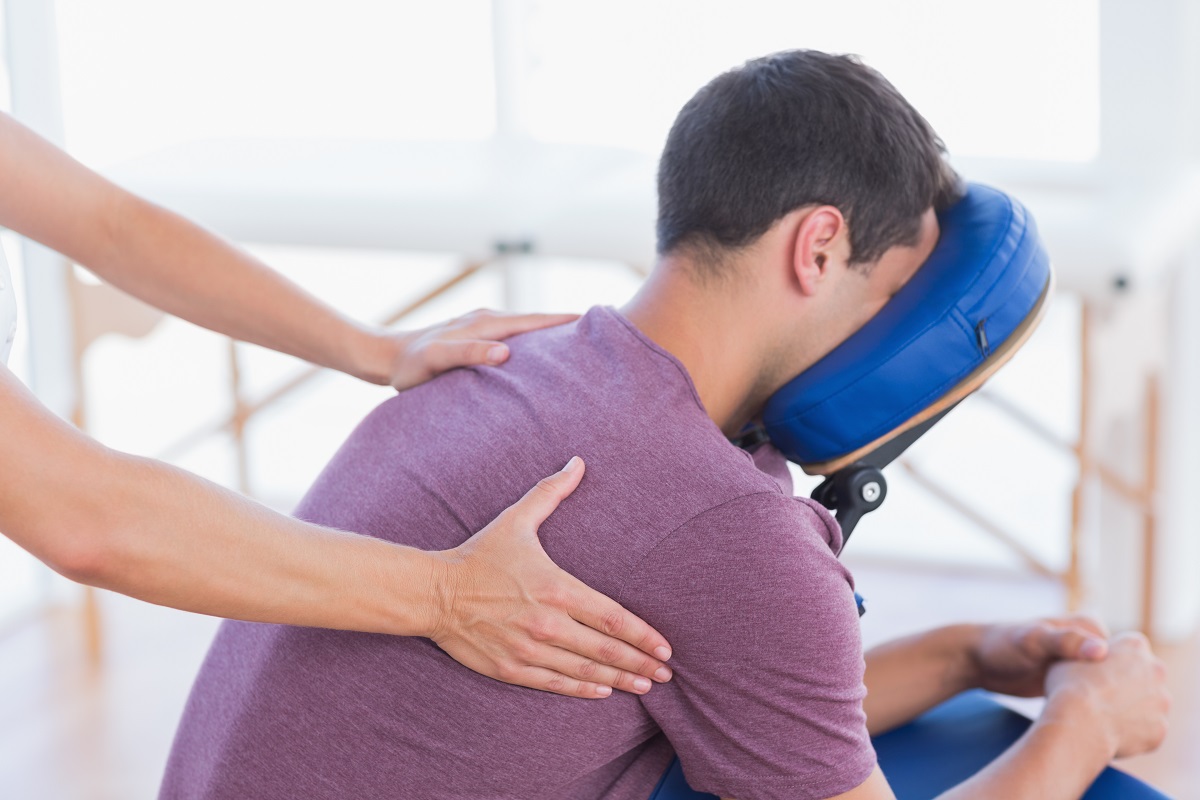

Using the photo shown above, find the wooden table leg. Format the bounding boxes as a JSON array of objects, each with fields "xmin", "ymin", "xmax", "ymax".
[
  {"xmin": 1067, "ymin": 301, "xmax": 1092, "ymax": 611},
  {"xmin": 1141, "ymin": 375, "xmax": 1160, "ymax": 637}
]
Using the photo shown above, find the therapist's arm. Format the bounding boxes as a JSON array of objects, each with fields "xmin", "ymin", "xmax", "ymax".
[
  {"xmin": 0, "ymin": 111, "xmax": 570, "ymax": 389},
  {"xmin": 0, "ymin": 367, "xmax": 671, "ymax": 698}
]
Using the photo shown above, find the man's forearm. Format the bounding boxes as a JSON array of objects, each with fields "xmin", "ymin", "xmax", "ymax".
[
  {"xmin": 862, "ymin": 625, "xmax": 982, "ymax": 736},
  {"xmin": 936, "ymin": 692, "xmax": 1114, "ymax": 799}
]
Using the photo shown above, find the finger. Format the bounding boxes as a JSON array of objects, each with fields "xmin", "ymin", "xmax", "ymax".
[
  {"xmin": 1044, "ymin": 626, "xmax": 1108, "ymax": 661},
  {"xmin": 552, "ymin": 618, "xmax": 672, "ymax": 684},
  {"xmin": 1064, "ymin": 613, "xmax": 1110, "ymax": 640},
  {"xmin": 505, "ymin": 664, "xmax": 617, "ymax": 700},
  {"xmin": 1112, "ymin": 630, "xmax": 1152, "ymax": 651},
  {"xmin": 454, "ymin": 312, "xmax": 580, "ymax": 342},
  {"xmin": 419, "ymin": 338, "xmax": 514, "ymax": 375},
  {"xmin": 525, "ymin": 642, "xmax": 660, "ymax": 696},
  {"xmin": 509, "ymin": 457, "xmax": 586, "ymax": 529},
  {"xmin": 566, "ymin": 582, "xmax": 673, "ymax": 663}
]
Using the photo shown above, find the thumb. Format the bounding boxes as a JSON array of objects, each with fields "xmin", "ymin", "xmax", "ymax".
[
  {"xmin": 1048, "ymin": 626, "xmax": 1109, "ymax": 661},
  {"xmin": 1063, "ymin": 613, "xmax": 1110, "ymax": 640},
  {"xmin": 424, "ymin": 339, "xmax": 512, "ymax": 376},
  {"xmin": 512, "ymin": 457, "xmax": 586, "ymax": 530}
]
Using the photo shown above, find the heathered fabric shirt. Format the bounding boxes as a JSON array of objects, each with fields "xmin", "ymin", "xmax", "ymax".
[{"xmin": 160, "ymin": 306, "xmax": 874, "ymax": 800}]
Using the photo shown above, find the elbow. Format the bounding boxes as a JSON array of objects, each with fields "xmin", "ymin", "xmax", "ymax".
[
  {"xmin": 2, "ymin": 402, "xmax": 131, "ymax": 588},
  {"xmin": 34, "ymin": 460, "xmax": 126, "ymax": 587},
  {"xmin": 42, "ymin": 450, "xmax": 162, "ymax": 591},
  {"xmin": 42, "ymin": 521, "xmax": 118, "ymax": 588}
]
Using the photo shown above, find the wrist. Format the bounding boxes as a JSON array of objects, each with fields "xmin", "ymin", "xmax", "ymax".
[
  {"xmin": 944, "ymin": 623, "xmax": 988, "ymax": 692},
  {"xmin": 420, "ymin": 547, "xmax": 463, "ymax": 642},
  {"xmin": 345, "ymin": 325, "xmax": 400, "ymax": 386},
  {"xmin": 1041, "ymin": 684, "xmax": 1119, "ymax": 763},
  {"xmin": 373, "ymin": 541, "xmax": 454, "ymax": 638}
]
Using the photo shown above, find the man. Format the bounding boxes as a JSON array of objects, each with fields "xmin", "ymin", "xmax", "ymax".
[{"xmin": 161, "ymin": 50, "xmax": 1168, "ymax": 800}]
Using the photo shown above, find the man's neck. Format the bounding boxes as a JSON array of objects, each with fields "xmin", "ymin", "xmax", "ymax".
[{"xmin": 621, "ymin": 261, "xmax": 788, "ymax": 437}]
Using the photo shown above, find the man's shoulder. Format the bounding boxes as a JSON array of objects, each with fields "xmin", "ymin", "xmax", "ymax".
[
  {"xmin": 622, "ymin": 487, "xmax": 862, "ymax": 686},
  {"xmin": 615, "ymin": 488, "xmax": 850, "ymax": 616},
  {"xmin": 652, "ymin": 489, "xmax": 844, "ymax": 568}
]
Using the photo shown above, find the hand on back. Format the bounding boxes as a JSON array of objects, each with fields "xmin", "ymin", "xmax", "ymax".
[{"xmin": 428, "ymin": 457, "xmax": 674, "ymax": 699}]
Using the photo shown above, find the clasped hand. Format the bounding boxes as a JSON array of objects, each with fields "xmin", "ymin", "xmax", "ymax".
[
  {"xmin": 968, "ymin": 616, "xmax": 1170, "ymax": 760},
  {"xmin": 968, "ymin": 615, "xmax": 1110, "ymax": 698}
]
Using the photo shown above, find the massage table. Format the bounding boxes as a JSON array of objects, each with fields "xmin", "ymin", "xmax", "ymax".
[{"xmin": 652, "ymin": 184, "xmax": 1169, "ymax": 799}]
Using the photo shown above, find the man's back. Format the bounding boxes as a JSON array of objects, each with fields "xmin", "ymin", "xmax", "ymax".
[{"xmin": 160, "ymin": 307, "xmax": 873, "ymax": 800}]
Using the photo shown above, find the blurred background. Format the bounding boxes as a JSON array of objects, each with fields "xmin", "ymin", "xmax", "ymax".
[{"xmin": 2, "ymin": 0, "xmax": 1198, "ymax": 796}]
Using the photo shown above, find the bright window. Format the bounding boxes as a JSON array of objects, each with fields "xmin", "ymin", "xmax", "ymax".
[
  {"xmin": 53, "ymin": 1, "xmax": 1099, "ymax": 168},
  {"xmin": 55, "ymin": 0, "xmax": 496, "ymax": 167},
  {"xmin": 524, "ymin": 0, "xmax": 1100, "ymax": 161}
]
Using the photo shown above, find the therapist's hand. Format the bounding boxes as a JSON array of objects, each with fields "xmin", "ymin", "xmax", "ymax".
[
  {"xmin": 429, "ymin": 457, "xmax": 674, "ymax": 699},
  {"xmin": 374, "ymin": 309, "xmax": 579, "ymax": 392},
  {"xmin": 968, "ymin": 615, "xmax": 1111, "ymax": 698}
]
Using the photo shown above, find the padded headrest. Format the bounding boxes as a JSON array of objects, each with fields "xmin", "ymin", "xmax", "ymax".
[{"xmin": 763, "ymin": 183, "xmax": 1053, "ymax": 473}]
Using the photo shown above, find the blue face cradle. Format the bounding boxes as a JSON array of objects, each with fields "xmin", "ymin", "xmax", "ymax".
[
  {"xmin": 764, "ymin": 182, "xmax": 1053, "ymax": 473},
  {"xmin": 746, "ymin": 183, "xmax": 1053, "ymax": 543}
]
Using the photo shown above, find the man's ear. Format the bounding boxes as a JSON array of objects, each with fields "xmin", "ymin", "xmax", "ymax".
[{"xmin": 792, "ymin": 206, "xmax": 846, "ymax": 297}]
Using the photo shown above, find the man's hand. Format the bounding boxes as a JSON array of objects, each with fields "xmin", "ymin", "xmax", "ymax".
[
  {"xmin": 903, "ymin": 633, "xmax": 1168, "ymax": 800},
  {"xmin": 1043, "ymin": 632, "xmax": 1170, "ymax": 760},
  {"xmin": 371, "ymin": 309, "xmax": 579, "ymax": 391},
  {"xmin": 968, "ymin": 615, "xmax": 1110, "ymax": 698},
  {"xmin": 428, "ymin": 457, "xmax": 675, "ymax": 699}
]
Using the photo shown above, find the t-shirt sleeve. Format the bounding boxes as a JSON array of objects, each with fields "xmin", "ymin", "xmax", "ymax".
[{"xmin": 625, "ymin": 492, "xmax": 875, "ymax": 800}]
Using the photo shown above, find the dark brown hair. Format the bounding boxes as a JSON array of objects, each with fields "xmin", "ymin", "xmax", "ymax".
[{"xmin": 656, "ymin": 49, "xmax": 962, "ymax": 271}]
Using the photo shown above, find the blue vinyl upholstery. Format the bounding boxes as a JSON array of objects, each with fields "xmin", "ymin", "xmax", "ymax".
[
  {"xmin": 763, "ymin": 183, "xmax": 1051, "ymax": 468},
  {"xmin": 648, "ymin": 692, "xmax": 1169, "ymax": 799}
]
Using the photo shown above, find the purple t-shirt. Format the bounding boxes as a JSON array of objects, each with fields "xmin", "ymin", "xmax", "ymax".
[{"xmin": 160, "ymin": 307, "xmax": 874, "ymax": 800}]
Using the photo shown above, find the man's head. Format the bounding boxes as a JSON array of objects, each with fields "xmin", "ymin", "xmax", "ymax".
[
  {"xmin": 656, "ymin": 49, "xmax": 961, "ymax": 273},
  {"xmin": 630, "ymin": 50, "xmax": 960, "ymax": 434}
]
